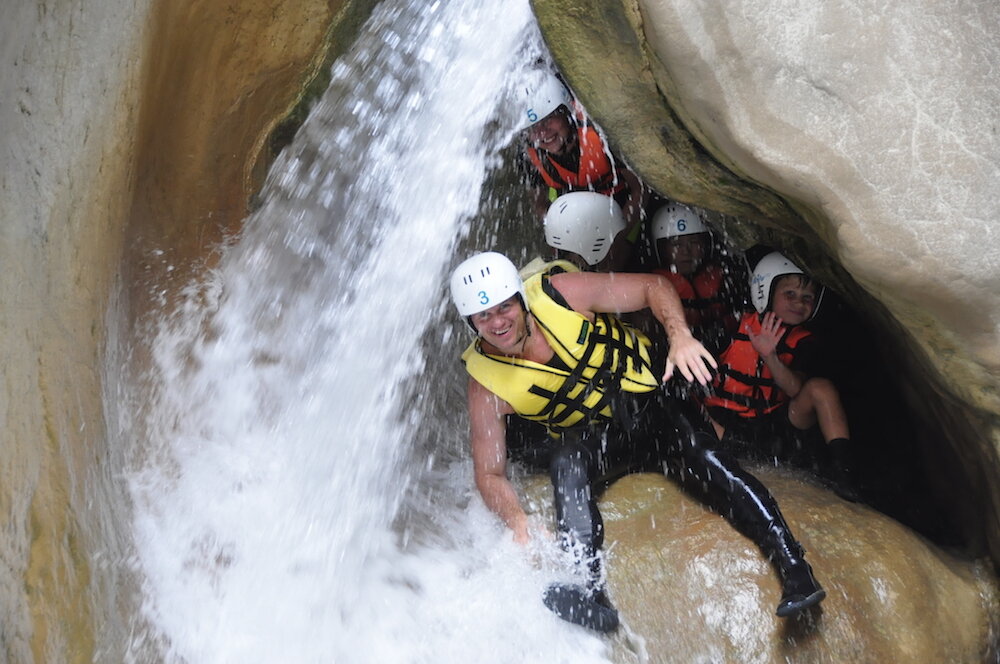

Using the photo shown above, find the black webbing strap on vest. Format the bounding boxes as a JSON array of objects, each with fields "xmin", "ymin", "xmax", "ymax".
[
  {"xmin": 526, "ymin": 276, "xmax": 652, "ymax": 431},
  {"xmin": 533, "ymin": 149, "xmax": 572, "ymax": 191},
  {"xmin": 713, "ymin": 327, "xmax": 795, "ymax": 417}
]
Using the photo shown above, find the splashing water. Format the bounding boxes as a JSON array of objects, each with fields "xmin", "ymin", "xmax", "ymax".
[{"xmin": 127, "ymin": 0, "xmax": 617, "ymax": 662}]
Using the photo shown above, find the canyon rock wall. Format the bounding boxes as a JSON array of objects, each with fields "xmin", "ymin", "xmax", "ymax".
[
  {"xmin": 0, "ymin": 0, "xmax": 363, "ymax": 659},
  {"xmin": 531, "ymin": 0, "xmax": 1000, "ymax": 568},
  {"xmin": 3, "ymin": 0, "xmax": 998, "ymax": 659}
]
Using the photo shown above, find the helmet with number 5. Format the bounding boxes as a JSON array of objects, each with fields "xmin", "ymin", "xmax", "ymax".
[
  {"xmin": 517, "ymin": 71, "xmax": 573, "ymax": 132},
  {"xmin": 750, "ymin": 251, "xmax": 823, "ymax": 317},
  {"xmin": 544, "ymin": 192, "xmax": 626, "ymax": 266},
  {"xmin": 450, "ymin": 252, "xmax": 527, "ymax": 318}
]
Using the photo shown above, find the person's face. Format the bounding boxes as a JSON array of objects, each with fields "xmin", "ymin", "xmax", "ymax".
[
  {"xmin": 471, "ymin": 295, "xmax": 528, "ymax": 353},
  {"xmin": 526, "ymin": 110, "xmax": 573, "ymax": 154},
  {"xmin": 770, "ymin": 275, "xmax": 818, "ymax": 326},
  {"xmin": 660, "ymin": 233, "xmax": 708, "ymax": 276}
]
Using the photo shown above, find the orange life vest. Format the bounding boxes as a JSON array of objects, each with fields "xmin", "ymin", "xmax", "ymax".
[
  {"xmin": 703, "ymin": 312, "xmax": 812, "ymax": 419},
  {"xmin": 653, "ymin": 264, "xmax": 728, "ymax": 329},
  {"xmin": 526, "ymin": 125, "xmax": 626, "ymax": 196}
]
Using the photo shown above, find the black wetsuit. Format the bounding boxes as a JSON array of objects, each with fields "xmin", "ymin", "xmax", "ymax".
[{"xmin": 545, "ymin": 390, "xmax": 796, "ymax": 573}]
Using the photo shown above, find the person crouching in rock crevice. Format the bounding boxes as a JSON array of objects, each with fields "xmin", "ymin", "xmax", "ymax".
[
  {"xmin": 701, "ymin": 251, "xmax": 859, "ymax": 502},
  {"xmin": 450, "ymin": 251, "xmax": 826, "ymax": 632}
]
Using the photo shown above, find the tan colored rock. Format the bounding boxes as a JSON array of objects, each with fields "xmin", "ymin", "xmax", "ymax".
[
  {"xmin": 601, "ymin": 473, "xmax": 999, "ymax": 663},
  {"xmin": 0, "ymin": 0, "xmax": 360, "ymax": 659},
  {"xmin": 631, "ymin": 0, "xmax": 1000, "ymax": 413},
  {"xmin": 532, "ymin": 0, "xmax": 1000, "ymax": 575}
]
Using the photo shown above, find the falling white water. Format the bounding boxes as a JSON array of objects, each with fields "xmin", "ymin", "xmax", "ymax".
[{"xmin": 127, "ymin": 1, "xmax": 619, "ymax": 662}]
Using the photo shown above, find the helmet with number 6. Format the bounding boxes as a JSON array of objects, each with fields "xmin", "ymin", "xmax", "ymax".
[
  {"xmin": 517, "ymin": 71, "xmax": 573, "ymax": 132},
  {"xmin": 450, "ymin": 252, "xmax": 527, "ymax": 318},
  {"xmin": 544, "ymin": 192, "xmax": 625, "ymax": 267},
  {"xmin": 750, "ymin": 251, "xmax": 823, "ymax": 317},
  {"xmin": 651, "ymin": 203, "xmax": 709, "ymax": 265},
  {"xmin": 652, "ymin": 203, "xmax": 708, "ymax": 241}
]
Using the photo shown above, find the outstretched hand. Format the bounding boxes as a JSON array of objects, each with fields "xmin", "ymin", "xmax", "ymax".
[
  {"xmin": 748, "ymin": 311, "xmax": 785, "ymax": 357},
  {"xmin": 664, "ymin": 333, "xmax": 717, "ymax": 385}
]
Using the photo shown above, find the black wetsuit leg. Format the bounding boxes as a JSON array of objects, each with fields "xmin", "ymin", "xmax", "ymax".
[
  {"xmin": 645, "ymin": 397, "xmax": 825, "ymax": 616},
  {"xmin": 548, "ymin": 407, "xmax": 659, "ymax": 558},
  {"xmin": 544, "ymin": 419, "xmax": 647, "ymax": 631},
  {"xmin": 647, "ymin": 399, "xmax": 790, "ymax": 545},
  {"xmin": 549, "ymin": 431, "xmax": 603, "ymax": 555}
]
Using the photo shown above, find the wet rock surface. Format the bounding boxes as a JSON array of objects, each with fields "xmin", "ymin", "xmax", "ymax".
[
  {"xmin": 601, "ymin": 473, "xmax": 999, "ymax": 663},
  {"xmin": 4, "ymin": 0, "xmax": 1000, "ymax": 659},
  {"xmin": 0, "ymin": 0, "xmax": 359, "ymax": 659},
  {"xmin": 532, "ymin": 0, "xmax": 1000, "ymax": 579}
]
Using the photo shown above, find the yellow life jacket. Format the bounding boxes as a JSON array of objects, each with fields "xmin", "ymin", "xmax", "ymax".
[
  {"xmin": 462, "ymin": 267, "xmax": 659, "ymax": 432},
  {"xmin": 517, "ymin": 257, "xmax": 579, "ymax": 281}
]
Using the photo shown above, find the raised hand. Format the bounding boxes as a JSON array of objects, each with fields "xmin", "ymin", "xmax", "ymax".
[{"xmin": 748, "ymin": 311, "xmax": 785, "ymax": 357}]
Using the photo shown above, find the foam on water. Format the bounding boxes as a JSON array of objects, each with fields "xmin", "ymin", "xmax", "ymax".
[{"xmin": 127, "ymin": 0, "xmax": 616, "ymax": 661}]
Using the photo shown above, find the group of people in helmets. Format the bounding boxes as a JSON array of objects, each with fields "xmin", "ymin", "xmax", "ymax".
[{"xmin": 447, "ymin": 70, "xmax": 855, "ymax": 632}]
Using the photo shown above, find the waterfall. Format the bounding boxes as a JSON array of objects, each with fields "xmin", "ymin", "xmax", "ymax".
[{"xmin": 125, "ymin": 0, "xmax": 617, "ymax": 661}]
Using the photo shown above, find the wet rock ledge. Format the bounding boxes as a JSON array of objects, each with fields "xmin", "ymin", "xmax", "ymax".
[{"xmin": 1, "ymin": 0, "xmax": 372, "ymax": 660}]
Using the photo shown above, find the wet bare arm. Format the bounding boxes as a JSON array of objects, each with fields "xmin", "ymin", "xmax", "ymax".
[
  {"xmin": 550, "ymin": 271, "xmax": 717, "ymax": 384},
  {"xmin": 467, "ymin": 377, "xmax": 530, "ymax": 544}
]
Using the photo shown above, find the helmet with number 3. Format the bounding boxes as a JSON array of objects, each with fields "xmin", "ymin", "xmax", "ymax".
[
  {"xmin": 517, "ymin": 71, "xmax": 573, "ymax": 132},
  {"xmin": 450, "ymin": 252, "xmax": 527, "ymax": 318}
]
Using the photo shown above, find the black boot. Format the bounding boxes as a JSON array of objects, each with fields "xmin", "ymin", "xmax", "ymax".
[
  {"xmin": 542, "ymin": 582, "xmax": 619, "ymax": 633},
  {"xmin": 766, "ymin": 525, "xmax": 826, "ymax": 618},
  {"xmin": 661, "ymin": 424, "xmax": 826, "ymax": 620},
  {"xmin": 542, "ymin": 553, "xmax": 619, "ymax": 633}
]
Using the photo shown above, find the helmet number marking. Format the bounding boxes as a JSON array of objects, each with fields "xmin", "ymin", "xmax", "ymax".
[
  {"xmin": 478, "ymin": 290, "xmax": 490, "ymax": 305},
  {"xmin": 677, "ymin": 219, "xmax": 687, "ymax": 232},
  {"xmin": 526, "ymin": 108, "xmax": 538, "ymax": 123}
]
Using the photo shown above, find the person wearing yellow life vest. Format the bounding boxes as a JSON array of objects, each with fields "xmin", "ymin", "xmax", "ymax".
[
  {"xmin": 702, "ymin": 251, "xmax": 858, "ymax": 500},
  {"xmin": 516, "ymin": 71, "xmax": 648, "ymax": 267},
  {"xmin": 450, "ymin": 251, "xmax": 827, "ymax": 633}
]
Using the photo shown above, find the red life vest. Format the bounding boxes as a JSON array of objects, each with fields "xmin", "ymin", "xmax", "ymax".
[
  {"xmin": 526, "ymin": 125, "xmax": 626, "ymax": 196},
  {"xmin": 653, "ymin": 264, "xmax": 728, "ymax": 329},
  {"xmin": 703, "ymin": 312, "xmax": 812, "ymax": 419}
]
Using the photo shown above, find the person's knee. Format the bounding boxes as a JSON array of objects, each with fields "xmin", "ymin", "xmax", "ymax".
[{"xmin": 802, "ymin": 377, "xmax": 841, "ymax": 405}]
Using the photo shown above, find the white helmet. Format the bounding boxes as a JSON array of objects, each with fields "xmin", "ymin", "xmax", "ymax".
[
  {"xmin": 450, "ymin": 252, "xmax": 527, "ymax": 317},
  {"xmin": 750, "ymin": 251, "xmax": 823, "ymax": 316},
  {"xmin": 518, "ymin": 71, "xmax": 573, "ymax": 131},
  {"xmin": 652, "ymin": 203, "xmax": 708, "ymax": 240},
  {"xmin": 544, "ymin": 192, "xmax": 626, "ymax": 266}
]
